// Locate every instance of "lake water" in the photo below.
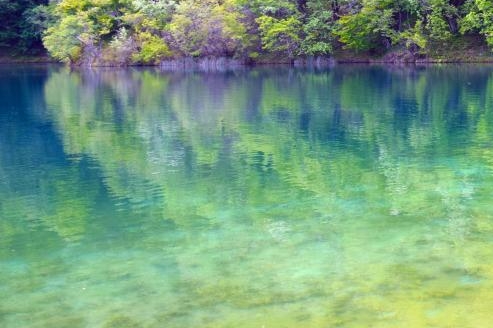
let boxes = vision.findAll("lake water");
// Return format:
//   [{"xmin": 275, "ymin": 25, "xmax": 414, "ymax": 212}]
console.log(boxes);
[{"xmin": 2, "ymin": 65, "xmax": 493, "ymax": 327}]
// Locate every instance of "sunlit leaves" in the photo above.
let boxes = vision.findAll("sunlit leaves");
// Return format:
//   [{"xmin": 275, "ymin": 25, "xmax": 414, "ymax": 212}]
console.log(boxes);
[
  {"xmin": 460, "ymin": 0, "xmax": 493, "ymax": 49},
  {"xmin": 335, "ymin": 1, "xmax": 397, "ymax": 51},
  {"xmin": 132, "ymin": 32, "xmax": 171, "ymax": 63},
  {"xmin": 168, "ymin": 0, "xmax": 251, "ymax": 57},
  {"xmin": 34, "ymin": 0, "xmax": 493, "ymax": 62},
  {"xmin": 43, "ymin": 14, "xmax": 96, "ymax": 63},
  {"xmin": 257, "ymin": 15, "xmax": 301, "ymax": 57}
]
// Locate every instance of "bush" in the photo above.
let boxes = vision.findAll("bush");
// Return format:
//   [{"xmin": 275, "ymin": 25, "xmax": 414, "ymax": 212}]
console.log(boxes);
[{"xmin": 132, "ymin": 32, "xmax": 171, "ymax": 64}]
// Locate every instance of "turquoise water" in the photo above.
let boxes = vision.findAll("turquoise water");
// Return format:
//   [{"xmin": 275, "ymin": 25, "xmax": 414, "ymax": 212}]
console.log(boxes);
[{"xmin": 2, "ymin": 65, "xmax": 493, "ymax": 327}]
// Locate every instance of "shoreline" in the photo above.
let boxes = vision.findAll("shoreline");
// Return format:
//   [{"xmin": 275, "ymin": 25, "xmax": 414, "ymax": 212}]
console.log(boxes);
[
  {"xmin": 0, "ymin": 55, "xmax": 57, "ymax": 64},
  {"xmin": 3, "ymin": 54, "xmax": 493, "ymax": 67}
]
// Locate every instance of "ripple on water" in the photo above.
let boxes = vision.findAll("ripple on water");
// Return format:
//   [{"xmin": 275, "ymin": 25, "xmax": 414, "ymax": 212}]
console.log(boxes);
[{"xmin": 3, "ymin": 65, "xmax": 493, "ymax": 327}]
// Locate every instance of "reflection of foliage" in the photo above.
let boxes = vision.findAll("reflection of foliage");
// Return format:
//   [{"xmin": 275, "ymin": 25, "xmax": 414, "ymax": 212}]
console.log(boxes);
[
  {"xmin": 5, "ymin": 65, "xmax": 493, "ymax": 246},
  {"xmin": 0, "ymin": 159, "xmax": 97, "ymax": 247},
  {"xmin": 4, "ymin": 66, "xmax": 493, "ymax": 327},
  {"xmin": 38, "ymin": 65, "xmax": 493, "ymax": 230}
]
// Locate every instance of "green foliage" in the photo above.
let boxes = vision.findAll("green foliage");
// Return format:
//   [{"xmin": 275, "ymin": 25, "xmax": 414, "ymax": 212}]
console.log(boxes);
[
  {"xmin": 460, "ymin": 0, "xmax": 493, "ymax": 48},
  {"xmin": 335, "ymin": 1, "xmax": 397, "ymax": 52},
  {"xmin": 132, "ymin": 32, "xmax": 171, "ymax": 63},
  {"xmin": 0, "ymin": 0, "xmax": 48, "ymax": 52},
  {"xmin": 43, "ymin": 14, "xmax": 96, "ymax": 63},
  {"xmin": 426, "ymin": 0, "xmax": 458, "ymax": 41},
  {"xmin": 7, "ymin": 0, "xmax": 493, "ymax": 63},
  {"xmin": 168, "ymin": 0, "xmax": 211, "ymax": 57},
  {"xmin": 124, "ymin": 0, "xmax": 176, "ymax": 31},
  {"xmin": 399, "ymin": 20, "xmax": 428, "ymax": 51},
  {"xmin": 236, "ymin": 0, "xmax": 298, "ymax": 17},
  {"xmin": 104, "ymin": 27, "xmax": 135, "ymax": 65},
  {"xmin": 168, "ymin": 0, "xmax": 251, "ymax": 57},
  {"xmin": 301, "ymin": 1, "xmax": 335, "ymax": 56},
  {"xmin": 23, "ymin": 4, "xmax": 56, "ymax": 41},
  {"xmin": 132, "ymin": 0, "xmax": 176, "ymax": 20},
  {"xmin": 257, "ymin": 15, "xmax": 301, "ymax": 57}
]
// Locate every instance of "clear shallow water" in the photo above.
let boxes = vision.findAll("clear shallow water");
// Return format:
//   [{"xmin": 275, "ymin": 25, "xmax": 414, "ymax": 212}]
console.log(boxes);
[{"xmin": 1, "ymin": 65, "xmax": 493, "ymax": 327}]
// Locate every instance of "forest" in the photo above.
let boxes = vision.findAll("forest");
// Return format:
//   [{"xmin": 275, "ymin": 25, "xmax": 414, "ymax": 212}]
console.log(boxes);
[{"xmin": 2, "ymin": 0, "xmax": 493, "ymax": 65}]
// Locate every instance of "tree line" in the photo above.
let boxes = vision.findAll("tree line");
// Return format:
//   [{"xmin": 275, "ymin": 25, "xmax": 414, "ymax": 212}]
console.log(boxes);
[{"xmin": 3, "ymin": 0, "xmax": 493, "ymax": 64}]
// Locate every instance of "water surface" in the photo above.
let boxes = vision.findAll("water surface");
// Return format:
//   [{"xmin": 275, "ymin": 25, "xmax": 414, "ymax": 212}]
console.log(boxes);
[{"xmin": 2, "ymin": 65, "xmax": 493, "ymax": 327}]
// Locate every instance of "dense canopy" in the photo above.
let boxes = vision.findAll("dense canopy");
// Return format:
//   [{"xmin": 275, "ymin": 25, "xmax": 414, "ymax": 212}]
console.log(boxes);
[{"xmin": 4, "ymin": 0, "xmax": 493, "ymax": 64}]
